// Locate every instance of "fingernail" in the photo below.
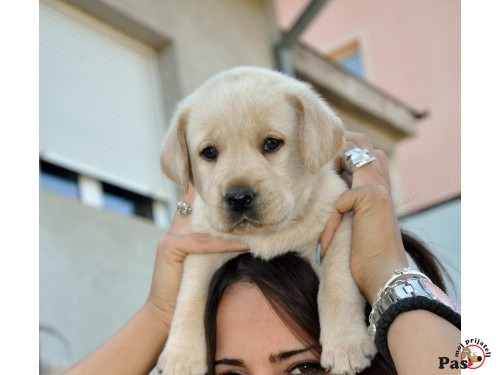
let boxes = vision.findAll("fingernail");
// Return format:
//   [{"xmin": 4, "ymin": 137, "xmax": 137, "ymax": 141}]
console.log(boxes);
[{"xmin": 316, "ymin": 243, "xmax": 322, "ymax": 265}]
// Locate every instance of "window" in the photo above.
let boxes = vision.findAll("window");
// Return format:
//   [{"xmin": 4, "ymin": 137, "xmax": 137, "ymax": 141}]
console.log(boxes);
[
  {"xmin": 102, "ymin": 183, "xmax": 153, "ymax": 220},
  {"xmin": 39, "ymin": 1, "xmax": 174, "ymax": 227},
  {"xmin": 328, "ymin": 41, "xmax": 365, "ymax": 78},
  {"xmin": 40, "ymin": 160, "xmax": 154, "ymax": 221},
  {"xmin": 40, "ymin": 161, "xmax": 79, "ymax": 200},
  {"xmin": 40, "ymin": 0, "xmax": 169, "ymax": 202}
]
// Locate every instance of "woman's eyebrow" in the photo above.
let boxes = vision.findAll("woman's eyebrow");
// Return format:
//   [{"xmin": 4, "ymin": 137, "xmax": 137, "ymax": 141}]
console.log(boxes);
[
  {"xmin": 214, "ymin": 358, "xmax": 245, "ymax": 367},
  {"xmin": 269, "ymin": 345, "xmax": 320, "ymax": 363}
]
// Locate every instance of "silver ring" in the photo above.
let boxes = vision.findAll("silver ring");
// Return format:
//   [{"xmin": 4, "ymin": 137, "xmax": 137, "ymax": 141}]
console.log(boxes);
[
  {"xmin": 176, "ymin": 201, "xmax": 192, "ymax": 216},
  {"xmin": 344, "ymin": 147, "xmax": 376, "ymax": 174}
]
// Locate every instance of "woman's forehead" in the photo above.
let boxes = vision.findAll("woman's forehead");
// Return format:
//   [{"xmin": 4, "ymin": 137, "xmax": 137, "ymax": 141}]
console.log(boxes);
[{"xmin": 215, "ymin": 283, "xmax": 316, "ymax": 365}]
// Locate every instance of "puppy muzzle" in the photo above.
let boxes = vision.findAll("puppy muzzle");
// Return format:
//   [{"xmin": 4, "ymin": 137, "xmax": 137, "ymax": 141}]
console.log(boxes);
[{"xmin": 224, "ymin": 186, "xmax": 256, "ymax": 213}]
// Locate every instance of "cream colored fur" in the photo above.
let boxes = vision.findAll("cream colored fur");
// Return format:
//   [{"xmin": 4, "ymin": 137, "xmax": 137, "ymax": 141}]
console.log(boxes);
[{"xmin": 157, "ymin": 66, "xmax": 376, "ymax": 375}]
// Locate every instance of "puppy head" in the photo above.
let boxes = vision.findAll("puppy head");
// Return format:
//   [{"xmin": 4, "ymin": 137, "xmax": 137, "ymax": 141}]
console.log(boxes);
[
  {"xmin": 461, "ymin": 348, "xmax": 471, "ymax": 360},
  {"xmin": 161, "ymin": 66, "xmax": 344, "ymax": 235}
]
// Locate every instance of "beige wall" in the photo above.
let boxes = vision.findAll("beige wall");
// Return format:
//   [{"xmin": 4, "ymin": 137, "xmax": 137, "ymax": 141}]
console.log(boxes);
[
  {"xmin": 98, "ymin": 0, "xmax": 277, "ymax": 96},
  {"xmin": 275, "ymin": 0, "xmax": 460, "ymax": 213},
  {"xmin": 40, "ymin": 191, "xmax": 163, "ymax": 371}
]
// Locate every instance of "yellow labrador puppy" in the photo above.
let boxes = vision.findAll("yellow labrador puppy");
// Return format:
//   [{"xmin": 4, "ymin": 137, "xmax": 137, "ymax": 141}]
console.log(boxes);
[{"xmin": 158, "ymin": 66, "xmax": 376, "ymax": 375}]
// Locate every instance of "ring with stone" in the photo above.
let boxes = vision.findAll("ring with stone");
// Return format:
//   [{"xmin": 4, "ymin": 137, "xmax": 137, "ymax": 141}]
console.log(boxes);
[
  {"xmin": 344, "ymin": 147, "xmax": 376, "ymax": 174},
  {"xmin": 176, "ymin": 201, "xmax": 192, "ymax": 216}
]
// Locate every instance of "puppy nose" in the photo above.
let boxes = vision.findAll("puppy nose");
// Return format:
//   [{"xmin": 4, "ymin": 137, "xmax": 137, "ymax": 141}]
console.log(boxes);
[{"xmin": 225, "ymin": 186, "xmax": 256, "ymax": 212}]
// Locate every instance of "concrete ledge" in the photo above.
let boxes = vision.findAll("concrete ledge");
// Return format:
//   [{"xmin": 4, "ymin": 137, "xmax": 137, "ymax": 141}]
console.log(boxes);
[
  {"xmin": 62, "ymin": 0, "xmax": 169, "ymax": 49},
  {"xmin": 291, "ymin": 43, "xmax": 423, "ymax": 143}
]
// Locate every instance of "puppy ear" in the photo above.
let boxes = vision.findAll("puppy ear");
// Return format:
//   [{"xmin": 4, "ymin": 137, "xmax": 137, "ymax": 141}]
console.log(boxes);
[
  {"xmin": 461, "ymin": 348, "xmax": 470, "ymax": 360},
  {"xmin": 160, "ymin": 107, "xmax": 191, "ymax": 192},
  {"xmin": 288, "ymin": 86, "xmax": 345, "ymax": 173}
]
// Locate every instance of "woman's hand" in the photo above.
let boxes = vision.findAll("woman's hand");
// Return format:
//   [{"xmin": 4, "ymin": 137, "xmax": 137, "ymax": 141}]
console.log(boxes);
[
  {"xmin": 145, "ymin": 185, "xmax": 248, "ymax": 328},
  {"xmin": 319, "ymin": 131, "xmax": 408, "ymax": 304}
]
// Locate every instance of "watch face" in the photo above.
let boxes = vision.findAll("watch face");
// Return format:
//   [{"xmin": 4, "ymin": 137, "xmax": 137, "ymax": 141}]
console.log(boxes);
[{"xmin": 421, "ymin": 278, "xmax": 458, "ymax": 312}]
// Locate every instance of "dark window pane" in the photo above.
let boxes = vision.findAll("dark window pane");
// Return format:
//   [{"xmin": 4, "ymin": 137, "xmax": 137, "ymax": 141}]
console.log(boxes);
[
  {"xmin": 39, "ymin": 161, "xmax": 79, "ymax": 199},
  {"xmin": 102, "ymin": 183, "xmax": 153, "ymax": 220}
]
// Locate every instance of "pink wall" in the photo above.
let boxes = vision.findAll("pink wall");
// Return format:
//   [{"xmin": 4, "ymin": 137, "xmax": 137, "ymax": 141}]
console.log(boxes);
[{"xmin": 274, "ymin": 0, "xmax": 460, "ymax": 213}]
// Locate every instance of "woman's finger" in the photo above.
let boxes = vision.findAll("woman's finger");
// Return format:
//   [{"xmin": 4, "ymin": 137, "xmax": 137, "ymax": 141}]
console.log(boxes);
[
  {"xmin": 169, "ymin": 185, "xmax": 197, "ymax": 235},
  {"xmin": 158, "ymin": 233, "xmax": 248, "ymax": 267},
  {"xmin": 171, "ymin": 233, "xmax": 248, "ymax": 255},
  {"xmin": 335, "ymin": 135, "xmax": 390, "ymax": 190},
  {"xmin": 335, "ymin": 131, "xmax": 375, "ymax": 175}
]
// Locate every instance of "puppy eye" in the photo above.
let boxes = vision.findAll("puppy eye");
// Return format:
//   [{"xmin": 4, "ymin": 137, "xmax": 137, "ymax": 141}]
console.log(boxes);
[
  {"xmin": 263, "ymin": 137, "xmax": 282, "ymax": 153},
  {"xmin": 201, "ymin": 146, "xmax": 218, "ymax": 161}
]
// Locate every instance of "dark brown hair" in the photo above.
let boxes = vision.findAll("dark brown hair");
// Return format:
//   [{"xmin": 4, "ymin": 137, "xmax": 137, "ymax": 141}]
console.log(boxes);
[{"xmin": 204, "ymin": 231, "xmax": 450, "ymax": 375}]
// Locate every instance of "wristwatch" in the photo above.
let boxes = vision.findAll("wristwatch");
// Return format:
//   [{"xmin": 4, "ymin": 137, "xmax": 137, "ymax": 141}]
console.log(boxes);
[{"xmin": 368, "ymin": 272, "xmax": 458, "ymax": 340}]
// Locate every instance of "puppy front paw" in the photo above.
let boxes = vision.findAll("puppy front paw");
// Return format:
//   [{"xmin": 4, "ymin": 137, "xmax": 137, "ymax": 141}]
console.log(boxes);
[
  {"xmin": 156, "ymin": 346, "xmax": 207, "ymax": 375},
  {"xmin": 321, "ymin": 331, "xmax": 377, "ymax": 375}
]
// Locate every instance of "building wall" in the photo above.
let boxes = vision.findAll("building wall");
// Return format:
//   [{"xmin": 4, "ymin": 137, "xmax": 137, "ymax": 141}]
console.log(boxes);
[
  {"xmin": 40, "ymin": 191, "xmax": 164, "ymax": 371},
  {"xmin": 98, "ymin": 0, "xmax": 277, "ymax": 96},
  {"xmin": 275, "ymin": 0, "xmax": 461, "ymax": 315},
  {"xmin": 399, "ymin": 197, "xmax": 461, "ymax": 310},
  {"xmin": 274, "ymin": 0, "xmax": 460, "ymax": 214}
]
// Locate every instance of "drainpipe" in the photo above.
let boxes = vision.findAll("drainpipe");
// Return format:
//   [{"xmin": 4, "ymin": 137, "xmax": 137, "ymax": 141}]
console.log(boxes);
[{"xmin": 274, "ymin": 0, "xmax": 330, "ymax": 77}]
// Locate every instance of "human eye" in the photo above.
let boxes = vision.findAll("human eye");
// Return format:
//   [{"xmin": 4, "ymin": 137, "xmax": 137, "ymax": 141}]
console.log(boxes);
[{"xmin": 287, "ymin": 360, "xmax": 327, "ymax": 374}]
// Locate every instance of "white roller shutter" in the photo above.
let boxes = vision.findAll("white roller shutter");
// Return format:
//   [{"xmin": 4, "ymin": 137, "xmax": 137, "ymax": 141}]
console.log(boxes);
[{"xmin": 40, "ymin": 0, "xmax": 170, "ymax": 200}]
